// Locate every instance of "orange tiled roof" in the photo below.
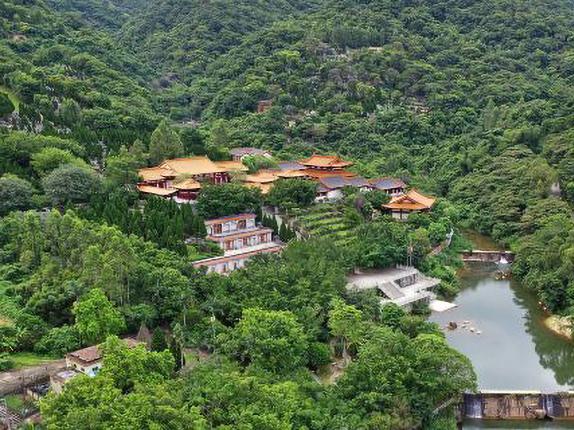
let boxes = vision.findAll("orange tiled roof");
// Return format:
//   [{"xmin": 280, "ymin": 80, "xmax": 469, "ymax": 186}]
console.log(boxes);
[
  {"xmin": 275, "ymin": 170, "xmax": 308, "ymax": 178},
  {"xmin": 137, "ymin": 185, "xmax": 177, "ymax": 196},
  {"xmin": 383, "ymin": 189, "xmax": 436, "ymax": 211},
  {"xmin": 242, "ymin": 171, "xmax": 278, "ymax": 184},
  {"xmin": 159, "ymin": 157, "xmax": 228, "ymax": 176},
  {"xmin": 66, "ymin": 338, "xmax": 143, "ymax": 364},
  {"xmin": 173, "ymin": 179, "xmax": 202, "ymax": 191},
  {"xmin": 204, "ymin": 214, "xmax": 257, "ymax": 225},
  {"xmin": 244, "ymin": 182, "xmax": 274, "ymax": 194},
  {"xmin": 299, "ymin": 155, "xmax": 354, "ymax": 169},
  {"xmin": 138, "ymin": 167, "xmax": 173, "ymax": 182},
  {"xmin": 300, "ymin": 169, "xmax": 356, "ymax": 179},
  {"xmin": 214, "ymin": 161, "xmax": 248, "ymax": 172}
]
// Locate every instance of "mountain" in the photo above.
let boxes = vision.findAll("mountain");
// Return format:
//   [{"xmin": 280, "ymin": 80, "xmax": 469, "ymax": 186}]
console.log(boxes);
[
  {"xmin": 44, "ymin": 0, "xmax": 152, "ymax": 30},
  {"xmin": 119, "ymin": 0, "xmax": 325, "ymax": 82}
]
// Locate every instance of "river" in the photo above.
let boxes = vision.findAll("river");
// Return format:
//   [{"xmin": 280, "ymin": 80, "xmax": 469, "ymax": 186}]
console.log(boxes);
[{"xmin": 429, "ymin": 262, "xmax": 574, "ymax": 430}]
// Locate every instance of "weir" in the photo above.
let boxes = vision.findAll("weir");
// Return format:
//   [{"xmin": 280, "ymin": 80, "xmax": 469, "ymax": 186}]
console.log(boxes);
[
  {"xmin": 460, "ymin": 391, "xmax": 574, "ymax": 420},
  {"xmin": 459, "ymin": 250, "xmax": 516, "ymax": 263}
]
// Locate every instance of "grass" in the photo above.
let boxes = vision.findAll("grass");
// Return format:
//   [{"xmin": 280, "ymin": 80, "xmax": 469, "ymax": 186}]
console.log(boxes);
[
  {"xmin": 0, "ymin": 86, "xmax": 21, "ymax": 113},
  {"xmin": 4, "ymin": 394, "xmax": 35, "ymax": 415},
  {"xmin": 4, "ymin": 394, "xmax": 23, "ymax": 411},
  {"xmin": 8, "ymin": 352, "xmax": 59, "ymax": 369}
]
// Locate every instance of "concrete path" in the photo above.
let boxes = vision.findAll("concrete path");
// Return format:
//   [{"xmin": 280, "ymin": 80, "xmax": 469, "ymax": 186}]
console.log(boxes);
[{"xmin": 0, "ymin": 360, "xmax": 65, "ymax": 396}]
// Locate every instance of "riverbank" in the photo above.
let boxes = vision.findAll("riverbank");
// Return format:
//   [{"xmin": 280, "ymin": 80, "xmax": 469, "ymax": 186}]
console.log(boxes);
[
  {"xmin": 544, "ymin": 315, "xmax": 572, "ymax": 340},
  {"xmin": 430, "ymin": 262, "xmax": 574, "ymax": 392}
]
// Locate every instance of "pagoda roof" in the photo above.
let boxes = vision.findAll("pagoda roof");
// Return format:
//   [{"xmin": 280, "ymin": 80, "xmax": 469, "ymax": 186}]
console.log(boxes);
[
  {"xmin": 159, "ymin": 157, "xmax": 228, "ymax": 176},
  {"xmin": 242, "ymin": 171, "xmax": 278, "ymax": 184},
  {"xmin": 368, "ymin": 177, "xmax": 406, "ymax": 191},
  {"xmin": 173, "ymin": 179, "xmax": 202, "ymax": 190},
  {"xmin": 383, "ymin": 189, "xmax": 436, "ymax": 211},
  {"xmin": 278, "ymin": 161, "xmax": 305, "ymax": 171},
  {"xmin": 244, "ymin": 182, "xmax": 274, "ymax": 194},
  {"xmin": 299, "ymin": 155, "xmax": 354, "ymax": 169},
  {"xmin": 138, "ymin": 167, "xmax": 172, "ymax": 182},
  {"xmin": 136, "ymin": 185, "xmax": 177, "ymax": 196},
  {"xmin": 301, "ymin": 169, "xmax": 356, "ymax": 179},
  {"xmin": 320, "ymin": 176, "xmax": 368, "ymax": 190},
  {"xmin": 275, "ymin": 170, "xmax": 308, "ymax": 179}
]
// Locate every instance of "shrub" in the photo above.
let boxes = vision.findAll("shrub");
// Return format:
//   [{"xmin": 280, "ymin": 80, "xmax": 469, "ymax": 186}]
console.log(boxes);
[{"xmin": 306, "ymin": 342, "xmax": 332, "ymax": 369}]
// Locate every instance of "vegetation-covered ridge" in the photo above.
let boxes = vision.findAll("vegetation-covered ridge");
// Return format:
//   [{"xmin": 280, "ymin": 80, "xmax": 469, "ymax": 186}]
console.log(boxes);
[{"xmin": 2, "ymin": 0, "xmax": 574, "ymax": 427}]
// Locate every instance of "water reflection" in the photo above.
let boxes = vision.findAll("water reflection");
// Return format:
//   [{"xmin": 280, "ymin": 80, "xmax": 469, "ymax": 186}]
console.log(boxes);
[
  {"xmin": 510, "ymin": 279, "xmax": 574, "ymax": 387},
  {"xmin": 430, "ymin": 263, "xmax": 574, "ymax": 391}
]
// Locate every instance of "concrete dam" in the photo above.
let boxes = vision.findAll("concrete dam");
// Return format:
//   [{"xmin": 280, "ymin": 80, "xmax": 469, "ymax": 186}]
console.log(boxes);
[{"xmin": 462, "ymin": 391, "xmax": 574, "ymax": 421}]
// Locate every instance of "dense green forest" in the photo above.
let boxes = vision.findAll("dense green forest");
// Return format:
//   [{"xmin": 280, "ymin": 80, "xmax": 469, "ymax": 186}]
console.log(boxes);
[{"xmin": 2, "ymin": 0, "xmax": 574, "ymax": 427}]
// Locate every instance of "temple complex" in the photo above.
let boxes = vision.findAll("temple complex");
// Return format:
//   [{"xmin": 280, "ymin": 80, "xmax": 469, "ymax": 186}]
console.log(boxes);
[
  {"xmin": 137, "ymin": 157, "xmax": 247, "ymax": 203},
  {"xmin": 383, "ymin": 189, "xmax": 436, "ymax": 220},
  {"xmin": 193, "ymin": 214, "xmax": 282, "ymax": 274}
]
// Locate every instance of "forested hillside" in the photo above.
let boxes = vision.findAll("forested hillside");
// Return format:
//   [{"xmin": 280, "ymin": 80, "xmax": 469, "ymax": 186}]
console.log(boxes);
[{"xmin": 2, "ymin": 0, "xmax": 574, "ymax": 428}]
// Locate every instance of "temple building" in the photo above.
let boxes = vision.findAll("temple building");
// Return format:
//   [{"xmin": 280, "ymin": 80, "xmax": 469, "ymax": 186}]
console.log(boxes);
[
  {"xmin": 137, "ymin": 157, "xmax": 247, "ymax": 203},
  {"xmin": 316, "ymin": 176, "xmax": 370, "ymax": 202},
  {"xmin": 298, "ymin": 155, "xmax": 355, "ymax": 179},
  {"xmin": 230, "ymin": 147, "xmax": 273, "ymax": 162},
  {"xmin": 368, "ymin": 178, "xmax": 406, "ymax": 195},
  {"xmin": 383, "ymin": 189, "xmax": 436, "ymax": 220},
  {"xmin": 240, "ymin": 169, "xmax": 308, "ymax": 194},
  {"xmin": 193, "ymin": 214, "xmax": 283, "ymax": 274}
]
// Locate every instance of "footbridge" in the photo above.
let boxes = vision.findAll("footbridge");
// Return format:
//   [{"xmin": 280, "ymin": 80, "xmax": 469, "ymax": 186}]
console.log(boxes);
[{"xmin": 460, "ymin": 250, "xmax": 516, "ymax": 264}]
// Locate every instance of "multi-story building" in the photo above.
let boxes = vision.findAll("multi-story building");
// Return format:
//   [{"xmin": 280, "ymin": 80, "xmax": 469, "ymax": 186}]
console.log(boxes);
[{"xmin": 194, "ymin": 214, "xmax": 282, "ymax": 274}]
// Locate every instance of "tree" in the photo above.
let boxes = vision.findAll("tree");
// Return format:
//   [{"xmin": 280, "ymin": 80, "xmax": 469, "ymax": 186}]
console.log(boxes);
[
  {"xmin": 0, "ymin": 174, "xmax": 35, "ymax": 215},
  {"xmin": 42, "ymin": 164, "xmax": 103, "ymax": 205},
  {"xmin": 0, "ymin": 93, "xmax": 15, "ymax": 117},
  {"xmin": 31, "ymin": 147, "xmax": 88, "ymax": 177},
  {"xmin": 73, "ymin": 288, "xmax": 125, "ymax": 344},
  {"xmin": 101, "ymin": 335, "xmax": 174, "ymax": 392},
  {"xmin": 267, "ymin": 179, "xmax": 317, "ymax": 210},
  {"xmin": 149, "ymin": 120, "xmax": 184, "ymax": 165},
  {"xmin": 105, "ymin": 146, "xmax": 140, "ymax": 188},
  {"xmin": 151, "ymin": 327, "xmax": 168, "ymax": 351},
  {"xmin": 242, "ymin": 155, "xmax": 279, "ymax": 173},
  {"xmin": 380, "ymin": 303, "xmax": 406, "ymax": 330},
  {"xmin": 36, "ymin": 326, "xmax": 82, "ymax": 356},
  {"xmin": 180, "ymin": 127, "xmax": 206, "ymax": 155},
  {"xmin": 196, "ymin": 183, "xmax": 262, "ymax": 219},
  {"xmin": 220, "ymin": 308, "xmax": 309, "ymax": 373},
  {"xmin": 328, "ymin": 298, "xmax": 365, "ymax": 357},
  {"xmin": 40, "ymin": 374, "xmax": 207, "ymax": 430}
]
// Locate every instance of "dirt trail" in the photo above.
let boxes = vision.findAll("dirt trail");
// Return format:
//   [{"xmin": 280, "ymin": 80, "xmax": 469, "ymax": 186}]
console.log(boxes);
[{"xmin": 0, "ymin": 360, "xmax": 65, "ymax": 396}]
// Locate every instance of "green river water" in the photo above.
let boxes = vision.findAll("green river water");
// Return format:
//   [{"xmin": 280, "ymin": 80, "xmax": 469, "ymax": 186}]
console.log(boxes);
[{"xmin": 429, "ymin": 261, "xmax": 574, "ymax": 430}]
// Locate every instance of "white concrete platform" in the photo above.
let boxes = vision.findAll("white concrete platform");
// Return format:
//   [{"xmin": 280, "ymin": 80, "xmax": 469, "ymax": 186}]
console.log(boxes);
[{"xmin": 429, "ymin": 299, "xmax": 458, "ymax": 313}]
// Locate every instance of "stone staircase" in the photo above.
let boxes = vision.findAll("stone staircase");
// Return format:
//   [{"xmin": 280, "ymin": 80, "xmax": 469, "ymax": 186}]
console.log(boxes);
[
  {"xmin": 0, "ymin": 400, "xmax": 22, "ymax": 429},
  {"xmin": 378, "ymin": 281, "xmax": 404, "ymax": 300}
]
